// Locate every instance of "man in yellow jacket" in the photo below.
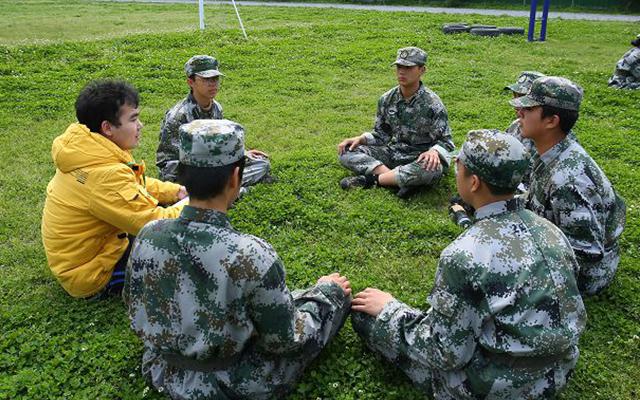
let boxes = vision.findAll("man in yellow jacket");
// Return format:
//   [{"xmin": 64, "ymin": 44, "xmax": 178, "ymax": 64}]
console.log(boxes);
[{"xmin": 41, "ymin": 80, "xmax": 187, "ymax": 299}]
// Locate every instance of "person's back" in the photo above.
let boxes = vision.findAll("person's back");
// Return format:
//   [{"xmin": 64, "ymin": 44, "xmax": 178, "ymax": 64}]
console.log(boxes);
[
  {"xmin": 351, "ymin": 130, "xmax": 585, "ymax": 399},
  {"xmin": 41, "ymin": 80, "xmax": 184, "ymax": 298},
  {"xmin": 126, "ymin": 119, "xmax": 351, "ymax": 399},
  {"xmin": 411, "ymin": 198, "xmax": 584, "ymax": 398}
]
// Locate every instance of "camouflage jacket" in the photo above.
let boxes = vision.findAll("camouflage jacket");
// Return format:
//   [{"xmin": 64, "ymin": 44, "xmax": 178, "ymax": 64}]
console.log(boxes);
[
  {"xmin": 372, "ymin": 198, "xmax": 586, "ymax": 399},
  {"xmin": 608, "ymin": 46, "xmax": 640, "ymax": 89},
  {"xmin": 124, "ymin": 206, "xmax": 348, "ymax": 399},
  {"xmin": 526, "ymin": 134, "xmax": 626, "ymax": 295},
  {"xmin": 362, "ymin": 82, "xmax": 455, "ymax": 167},
  {"xmin": 156, "ymin": 93, "xmax": 223, "ymax": 181}
]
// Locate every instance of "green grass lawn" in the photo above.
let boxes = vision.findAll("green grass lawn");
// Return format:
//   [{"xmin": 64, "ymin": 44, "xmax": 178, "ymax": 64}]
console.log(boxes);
[{"xmin": 1, "ymin": 0, "xmax": 639, "ymax": 399}]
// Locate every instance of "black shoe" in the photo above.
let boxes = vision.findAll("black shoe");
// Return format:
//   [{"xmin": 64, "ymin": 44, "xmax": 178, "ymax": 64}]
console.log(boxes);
[
  {"xmin": 396, "ymin": 186, "xmax": 419, "ymax": 199},
  {"xmin": 340, "ymin": 175, "xmax": 374, "ymax": 190},
  {"xmin": 260, "ymin": 174, "xmax": 278, "ymax": 184}
]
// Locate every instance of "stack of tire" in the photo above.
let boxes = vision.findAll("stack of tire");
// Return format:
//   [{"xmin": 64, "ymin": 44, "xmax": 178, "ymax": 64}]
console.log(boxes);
[{"xmin": 442, "ymin": 23, "xmax": 525, "ymax": 37}]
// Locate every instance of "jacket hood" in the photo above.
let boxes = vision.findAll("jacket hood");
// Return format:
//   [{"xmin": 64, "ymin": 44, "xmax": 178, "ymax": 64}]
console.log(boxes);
[{"xmin": 52, "ymin": 123, "xmax": 133, "ymax": 173}]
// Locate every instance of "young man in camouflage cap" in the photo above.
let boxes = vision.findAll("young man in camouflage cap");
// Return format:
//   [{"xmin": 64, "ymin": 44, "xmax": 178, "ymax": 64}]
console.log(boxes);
[
  {"xmin": 351, "ymin": 129, "xmax": 586, "ymax": 399},
  {"xmin": 504, "ymin": 71, "xmax": 545, "ymax": 156},
  {"xmin": 337, "ymin": 46, "xmax": 454, "ymax": 198},
  {"xmin": 156, "ymin": 54, "xmax": 271, "ymax": 188},
  {"xmin": 449, "ymin": 71, "xmax": 546, "ymax": 226},
  {"xmin": 608, "ymin": 34, "xmax": 640, "ymax": 89},
  {"xmin": 125, "ymin": 119, "xmax": 351, "ymax": 399},
  {"xmin": 511, "ymin": 76, "xmax": 626, "ymax": 295}
]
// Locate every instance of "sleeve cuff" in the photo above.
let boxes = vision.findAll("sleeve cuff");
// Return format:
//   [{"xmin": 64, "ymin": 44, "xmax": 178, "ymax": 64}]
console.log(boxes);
[
  {"xmin": 315, "ymin": 281, "xmax": 347, "ymax": 307},
  {"xmin": 376, "ymin": 299, "xmax": 405, "ymax": 323},
  {"xmin": 362, "ymin": 132, "xmax": 376, "ymax": 145},
  {"xmin": 431, "ymin": 144, "xmax": 451, "ymax": 168}
]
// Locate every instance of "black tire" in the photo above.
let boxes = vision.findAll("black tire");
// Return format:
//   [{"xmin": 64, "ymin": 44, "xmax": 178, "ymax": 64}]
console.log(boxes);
[
  {"xmin": 499, "ymin": 27, "xmax": 525, "ymax": 35},
  {"xmin": 443, "ymin": 22, "xmax": 469, "ymax": 28},
  {"xmin": 470, "ymin": 24, "xmax": 497, "ymax": 29},
  {"xmin": 443, "ymin": 25, "xmax": 470, "ymax": 34},
  {"xmin": 469, "ymin": 28, "xmax": 501, "ymax": 37}
]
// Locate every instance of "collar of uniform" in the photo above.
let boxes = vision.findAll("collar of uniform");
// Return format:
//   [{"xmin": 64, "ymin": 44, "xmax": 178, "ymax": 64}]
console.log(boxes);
[
  {"xmin": 394, "ymin": 81, "xmax": 425, "ymax": 105},
  {"xmin": 186, "ymin": 92, "xmax": 214, "ymax": 115},
  {"xmin": 539, "ymin": 132, "xmax": 574, "ymax": 166},
  {"xmin": 474, "ymin": 197, "xmax": 523, "ymax": 221},
  {"xmin": 187, "ymin": 92, "xmax": 198, "ymax": 106},
  {"xmin": 180, "ymin": 205, "xmax": 232, "ymax": 227}
]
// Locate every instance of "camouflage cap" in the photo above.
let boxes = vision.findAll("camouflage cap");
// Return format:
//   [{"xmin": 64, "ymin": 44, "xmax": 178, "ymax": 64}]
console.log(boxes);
[
  {"xmin": 509, "ymin": 76, "xmax": 583, "ymax": 111},
  {"xmin": 179, "ymin": 119, "xmax": 245, "ymax": 167},
  {"xmin": 458, "ymin": 129, "xmax": 529, "ymax": 190},
  {"xmin": 185, "ymin": 55, "xmax": 224, "ymax": 78},
  {"xmin": 504, "ymin": 71, "xmax": 546, "ymax": 95},
  {"xmin": 392, "ymin": 47, "xmax": 427, "ymax": 67}
]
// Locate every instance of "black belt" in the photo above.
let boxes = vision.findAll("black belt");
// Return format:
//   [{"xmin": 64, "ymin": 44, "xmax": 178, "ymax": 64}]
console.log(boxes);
[
  {"xmin": 480, "ymin": 347, "xmax": 573, "ymax": 369},
  {"xmin": 162, "ymin": 352, "xmax": 242, "ymax": 372}
]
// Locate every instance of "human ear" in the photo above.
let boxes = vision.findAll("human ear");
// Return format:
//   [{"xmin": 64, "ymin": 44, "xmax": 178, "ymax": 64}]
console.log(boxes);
[
  {"xmin": 230, "ymin": 166, "xmax": 241, "ymax": 190},
  {"xmin": 545, "ymin": 114, "xmax": 561, "ymax": 130},
  {"xmin": 100, "ymin": 120, "xmax": 112, "ymax": 136},
  {"xmin": 470, "ymin": 175, "xmax": 481, "ymax": 193}
]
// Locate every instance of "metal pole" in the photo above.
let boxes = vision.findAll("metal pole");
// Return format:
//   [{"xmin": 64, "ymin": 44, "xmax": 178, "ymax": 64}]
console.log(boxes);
[
  {"xmin": 528, "ymin": 0, "xmax": 538, "ymax": 42},
  {"xmin": 199, "ymin": 0, "xmax": 205, "ymax": 30},
  {"xmin": 230, "ymin": 0, "xmax": 248, "ymax": 39},
  {"xmin": 540, "ymin": 0, "xmax": 551, "ymax": 41}
]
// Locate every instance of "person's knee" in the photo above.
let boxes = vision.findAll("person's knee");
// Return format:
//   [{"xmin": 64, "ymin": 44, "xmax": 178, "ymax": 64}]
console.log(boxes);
[
  {"xmin": 400, "ymin": 163, "xmax": 444, "ymax": 187},
  {"xmin": 338, "ymin": 151, "xmax": 355, "ymax": 168}
]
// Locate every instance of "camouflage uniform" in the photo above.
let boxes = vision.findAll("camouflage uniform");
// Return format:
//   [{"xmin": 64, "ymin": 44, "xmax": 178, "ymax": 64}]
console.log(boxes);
[
  {"xmin": 608, "ymin": 43, "xmax": 640, "ymax": 89},
  {"xmin": 156, "ymin": 55, "xmax": 270, "ymax": 184},
  {"xmin": 512, "ymin": 76, "xmax": 627, "ymax": 295},
  {"xmin": 126, "ymin": 119, "xmax": 350, "ymax": 400},
  {"xmin": 353, "ymin": 130, "xmax": 586, "ymax": 399},
  {"xmin": 340, "ymin": 47, "xmax": 454, "ymax": 188}
]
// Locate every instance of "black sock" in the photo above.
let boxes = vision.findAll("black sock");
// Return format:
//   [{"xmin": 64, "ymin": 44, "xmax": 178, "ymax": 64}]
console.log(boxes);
[{"xmin": 365, "ymin": 174, "xmax": 377, "ymax": 186}]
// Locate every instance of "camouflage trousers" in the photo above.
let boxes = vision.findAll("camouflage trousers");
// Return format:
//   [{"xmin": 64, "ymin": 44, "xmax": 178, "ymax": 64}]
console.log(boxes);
[
  {"xmin": 351, "ymin": 310, "xmax": 435, "ymax": 398},
  {"xmin": 339, "ymin": 145, "xmax": 443, "ymax": 188},
  {"xmin": 608, "ymin": 76, "xmax": 640, "ymax": 89},
  {"xmin": 158, "ymin": 154, "xmax": 270, "ymax": 186},
  {"xmin": 578, "ymin": 244, "xmax": 620, "ymax": 296},
  {"xmin": 352, "ymin": 310, "xmax": 579, "ymax": 400},
  {"xmin": 242, "ymin": 154, "xmax": 271, "ymax": 187},
  {"xmin": 141, "ymin": 287, "xmax": 350, "ymax": 400}
]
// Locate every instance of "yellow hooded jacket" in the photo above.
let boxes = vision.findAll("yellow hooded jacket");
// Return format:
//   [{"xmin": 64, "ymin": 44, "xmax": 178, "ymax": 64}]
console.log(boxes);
[{"xmin": 41, "ymin": 123, "xmax": 184, "ymax": 298}]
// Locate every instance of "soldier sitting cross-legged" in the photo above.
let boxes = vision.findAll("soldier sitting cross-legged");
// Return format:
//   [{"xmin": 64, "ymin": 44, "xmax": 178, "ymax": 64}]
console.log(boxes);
[
  {"xmin": 124, "ymin": 119, "xmax": 351, "ymax": 400},
  {"xmin": 351, "ymin": 129, "xmax": 586, "ymax": 399},
  {"xmin": 337, "ymin": 46, "xmax": 455, "ymax": 199}
]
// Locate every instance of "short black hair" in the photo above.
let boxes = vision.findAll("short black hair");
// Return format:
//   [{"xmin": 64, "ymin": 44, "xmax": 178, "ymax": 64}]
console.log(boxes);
[
  {"xmin": 462, "ymin": 164, "xmax": 516, "ymax": 196},
  {"xmin": 632, "ymin": 36, "xmax": 640, "ymax": 47},
  {"xmin": 177, "ymin": 157, "xmax": 246, "ymax": 200},
  {"xmin": 75, "ymin": 80, "xmax": 139, "ymax": 134},
  {"xmin": 541, "ymin": 105, "xmax": 579, "ymax": 134}
]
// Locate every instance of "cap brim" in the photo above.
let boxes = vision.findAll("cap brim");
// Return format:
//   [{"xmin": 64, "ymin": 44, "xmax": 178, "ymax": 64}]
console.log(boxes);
[
  {"xmin": 509, "ymin": 95, "xmax": 541, "ymax": 108},
  {"xmin": 504, "ymin": 83, "xmax": 526, "ymax": 94},
  {"xmin": 195, "ymin": 70, "xmax": 224, "ymax": 78},
  {"xmin": 392, "ymin": 60, "xmax": 420, "ymax": 67}
]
